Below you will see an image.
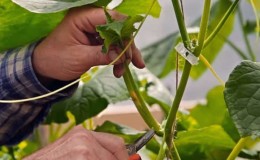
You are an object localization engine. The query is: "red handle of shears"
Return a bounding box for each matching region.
[129,154,142,160]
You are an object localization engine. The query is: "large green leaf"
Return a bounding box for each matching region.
[190,0,235,79]
[176,125,236,149]
[46,67,127,124]
[114,0,161,18]
[141,33,178,78]
[190,86,227,127]
[46,67,172,124]
[176,125,236,160]
[0,0,64,52]
[224,60,260,138]
[12,0,97,13]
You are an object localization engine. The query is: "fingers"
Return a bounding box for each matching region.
[91,131,129,160]
[67,6,125,33]
[79,41,144,78]
[78,45,126,68]
[131,42,145,69]
[113,63,125,78]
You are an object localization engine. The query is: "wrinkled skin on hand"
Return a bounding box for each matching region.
[24,126,129,160]
[32,6,145,84]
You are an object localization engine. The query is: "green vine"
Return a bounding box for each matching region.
[227,137,250,160]
[203,0,240,48]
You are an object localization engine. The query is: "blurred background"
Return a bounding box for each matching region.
[135,0,260,100]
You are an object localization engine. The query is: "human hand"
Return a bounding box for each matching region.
[32,6,145,83]
[24,126,129,160]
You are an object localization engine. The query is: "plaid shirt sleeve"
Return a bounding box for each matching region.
[0,42,77,146]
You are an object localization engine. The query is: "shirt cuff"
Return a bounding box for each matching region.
[1,41,78,102]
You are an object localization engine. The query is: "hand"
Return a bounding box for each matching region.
[24,126,129,160]
[32,6,145,83]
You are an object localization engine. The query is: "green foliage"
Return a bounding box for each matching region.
[115,0,161,18]
[0,0,64,52]
[224,61,260,138]
[141,0,235,79]
[12,0,97,13]
[190,86,227,127]
[96,14,143,52]
[190,0,235,79]
[141,33,178,78]
[93,0,112,7]
[1,0,260,159]
[95,121,160,153]
[46,67,172,124]
[176,125,236,160]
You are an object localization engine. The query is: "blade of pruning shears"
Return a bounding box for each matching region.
[126,129,155,156]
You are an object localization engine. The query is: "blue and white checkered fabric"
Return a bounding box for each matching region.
[0,42,76,145]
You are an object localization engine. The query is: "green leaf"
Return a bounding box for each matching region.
[221,110,240,142]
[46,67,171,124]
[135,68,173,108]
[93,0,112,7]
[224,60,260,138]
[46,67,127,124]
[12,0,97,13]
[46,84,109,124]
[136,68,173,114]
[95,121,160,153]
[121,15,144,39]
[176,125,236,149]
[190,86,227,127]
[141,33,179,78]
[0,0,64,52]
[115,0,161,18]
[96,15,143,53]
[190,0,235,79]
[176,125,236,160]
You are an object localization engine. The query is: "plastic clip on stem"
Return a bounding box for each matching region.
[175,42,199,65]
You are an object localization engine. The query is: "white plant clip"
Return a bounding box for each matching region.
[175,42,199,65]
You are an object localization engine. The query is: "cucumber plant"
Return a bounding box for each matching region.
[0,0,260,159]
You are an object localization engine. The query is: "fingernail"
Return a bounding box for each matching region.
[109,50,119,62]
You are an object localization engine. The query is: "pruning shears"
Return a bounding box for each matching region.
[126,129,155,160]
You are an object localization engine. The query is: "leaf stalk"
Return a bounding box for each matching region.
[227,137,250,160]
[165,0,212,158]
[203,0,240,48]
[123,63,162,133]
[237,7,256,61]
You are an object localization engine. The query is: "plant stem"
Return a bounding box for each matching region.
[194,0,211,56]
[164,62,191,151]
[171,142,181,160]
[156,135,166,160]
[199,55,225,86]
[219,35,249,60]
[227,137,250,160]
[165,0,211,158]
[203,0,240,48]
[171,0,190,46]
[237,7,256,61]
[123,63,162,134]
[7,147,16,160]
